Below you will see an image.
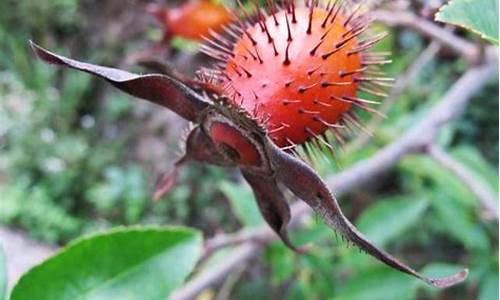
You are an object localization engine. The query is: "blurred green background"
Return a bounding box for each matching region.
[0,0,498,299]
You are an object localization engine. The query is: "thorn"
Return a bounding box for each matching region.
[266,0,279,26]
[253,46,264,64]
[252,89,259,100]
[330,0,344,24]
[343,3,362,27]
[310,37,327,56]
[282,137,298,150]
[342,96,381,105]
[343,112,373,136]
[291,1,297,23]
[307,65,322,76]
[322,0,337,28]
[333,97,386,117]
[283,41,292,65]
[239,65,253,78]
[339,67,367,77]
[283,99,301,105]
[285,12,293,42]
[268,124,287,134]
[354,77,395,83]
[361,59,392,66]
[298,82,319,93]
[304,127,317,138]
[307,2,314,34]
[298,108,320,115]
[321,81,352,87]
[335,31,361,49]
[321,42,348,60]
[313,99,332,107]
[348,32,388,55]
[201,36,234,57]
[313,130,335,151]
[313,115,344,128]
[359,85,388,97]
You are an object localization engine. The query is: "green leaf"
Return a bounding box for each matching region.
[265,244,296,284]
[451,146,499,192]
[0,245,6,300]
[400,155,477,207]
[219,181,263,227]
[479,270,499,300]
[430,192,490,251]
[11,226,202,300]
[356,196,429,247]
[436,0,499,44]
[332,267,418,300]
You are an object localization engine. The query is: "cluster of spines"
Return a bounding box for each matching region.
[200,0,393,161]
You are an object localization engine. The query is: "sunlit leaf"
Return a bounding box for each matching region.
[11,226,201,300]
[436,0,499,44]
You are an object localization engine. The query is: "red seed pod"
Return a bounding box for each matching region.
[29,0,470,288]
[202,0,391,150]
[147,1,233,41]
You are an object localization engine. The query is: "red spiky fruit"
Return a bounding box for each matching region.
[147,1,233,41]
[227,8,360,147]
[203,1,389,150]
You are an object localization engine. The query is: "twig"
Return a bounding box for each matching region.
[428,145,499,220]
[171,62,498,300]
[214,264,248,300]
[202,229,272,257]
[373,10,479,62]
[171,243,263,300]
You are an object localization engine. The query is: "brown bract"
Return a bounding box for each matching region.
[29,0,468,289]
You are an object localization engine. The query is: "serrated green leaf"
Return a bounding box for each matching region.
[436,0,499,44]
[219,181,263,227]
[356,197,429,247]
[0,245,6,300]
[11,226,202,300]
[332,267,418,300]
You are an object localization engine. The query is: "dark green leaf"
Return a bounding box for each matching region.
[436,0,499,44]
[11,226,201,300]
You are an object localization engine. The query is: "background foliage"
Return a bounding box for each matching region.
[0,0,498,299]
